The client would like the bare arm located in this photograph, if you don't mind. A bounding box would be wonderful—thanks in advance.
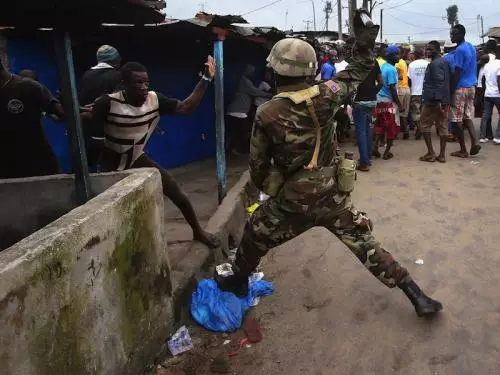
[390,84,402,108]
[174,56,215,116]
[497,75,500,93]
[451,67,462,94]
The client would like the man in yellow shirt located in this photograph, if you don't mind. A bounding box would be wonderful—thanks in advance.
[396,47,411,139]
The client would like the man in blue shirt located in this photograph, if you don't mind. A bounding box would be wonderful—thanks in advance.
[320,48,338,80]
[449,24,481,158]
[374,45,402,160]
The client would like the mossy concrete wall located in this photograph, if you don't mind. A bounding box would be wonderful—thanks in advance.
[0,169,174,375]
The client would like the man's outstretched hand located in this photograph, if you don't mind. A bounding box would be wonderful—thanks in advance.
[353,9,380,53]
[205,56,216,79]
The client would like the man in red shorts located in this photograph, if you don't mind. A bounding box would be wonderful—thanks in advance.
[373,45,401,160]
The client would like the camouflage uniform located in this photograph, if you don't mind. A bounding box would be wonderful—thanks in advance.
[234,25,409,289]
[225,10,442,318]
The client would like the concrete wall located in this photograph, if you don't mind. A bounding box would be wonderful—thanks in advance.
[0,169,174,375]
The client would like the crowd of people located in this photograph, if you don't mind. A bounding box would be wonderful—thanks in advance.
[306,24,500,171]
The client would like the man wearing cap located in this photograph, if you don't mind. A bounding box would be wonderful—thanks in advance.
[79,45,122,170]
[216,10,443,318]
[373,45,402,160]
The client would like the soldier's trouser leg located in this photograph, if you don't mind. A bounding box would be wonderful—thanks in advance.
[234,198,314,276]
[320,204,442,316]
[321,206,409,288]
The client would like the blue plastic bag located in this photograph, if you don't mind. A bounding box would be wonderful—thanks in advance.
[191,277,273,332]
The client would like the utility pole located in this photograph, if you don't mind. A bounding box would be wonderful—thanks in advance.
[380,8,383,42]
[324,1,333,31]
[285,9,289,30]
[310,0,317,32]
[304,20,313,31]
[408,36,411,44]
[338,0,343,41]
[478,14,485,43]
[348,0,357,35]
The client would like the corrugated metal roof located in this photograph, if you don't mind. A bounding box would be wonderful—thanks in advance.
[1,0,166,28]
[483,27,500,39]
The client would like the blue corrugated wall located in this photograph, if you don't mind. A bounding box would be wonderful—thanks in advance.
[6,30,267,172]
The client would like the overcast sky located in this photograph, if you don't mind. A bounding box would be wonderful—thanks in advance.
[166,0,499,44]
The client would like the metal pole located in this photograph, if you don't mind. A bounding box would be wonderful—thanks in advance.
[54,31,91,204]
[380,8,383,42]
[338,0,343,41]
[481,16,485,43]
[213,33,227,203]
[311,0,317,32]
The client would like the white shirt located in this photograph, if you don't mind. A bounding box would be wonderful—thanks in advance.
[478,53,496,88]
[483,59,500,98]
[408,59,430,96]
[254,82,271,107]
[335,60,349,74]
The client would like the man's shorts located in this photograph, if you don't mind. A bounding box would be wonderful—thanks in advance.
[420,104,448,136]
[398,87,411,117]
[375,101,400,140]
[450,87,475,123]
[410,95,423,121]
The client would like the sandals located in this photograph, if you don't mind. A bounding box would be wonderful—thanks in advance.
[436,155,446,163]
[470,144,481,156]
[419,154,436,162]
[451,151,469,158]
[382,152,394,160]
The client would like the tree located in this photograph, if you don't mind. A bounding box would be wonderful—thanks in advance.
[446,5,459,27]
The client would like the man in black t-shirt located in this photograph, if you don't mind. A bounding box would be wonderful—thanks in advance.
[79,45,122,170]
[352,62,382,171]
[0,61,64,179]
[84,60,220,249]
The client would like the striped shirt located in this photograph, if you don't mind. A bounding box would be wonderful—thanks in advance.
[93,91,178,170]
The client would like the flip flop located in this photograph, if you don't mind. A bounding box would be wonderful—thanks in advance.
[382,152,394,160]
[470,144,481,156]
[451,151,469,158]
[436,156,446,163]
[419,155,436,162]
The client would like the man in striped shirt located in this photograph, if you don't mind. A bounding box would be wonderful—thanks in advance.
[90,59,219,248]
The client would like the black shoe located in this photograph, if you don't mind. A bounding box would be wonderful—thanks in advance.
[215,273,249,297]
[399,280,443,317]
[403,132,410,140]
[372,150,381,158]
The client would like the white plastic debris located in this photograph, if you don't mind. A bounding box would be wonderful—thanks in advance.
[470,161,480,165]
[259,192,270,202]
[216,263,234,277]
[223,340,231,345]
[415,259,424,265]
[248,272,265,306]
[168,326,194,356]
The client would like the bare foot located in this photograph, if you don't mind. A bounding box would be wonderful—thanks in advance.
[194,230,220,248]
[451,150,468,158]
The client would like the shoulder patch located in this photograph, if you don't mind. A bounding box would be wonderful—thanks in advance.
[324,80,341,94]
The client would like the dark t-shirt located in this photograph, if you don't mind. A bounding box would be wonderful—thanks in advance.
[0,75,60,178]
[79,67,122,138]
[422,57,451,105]
[356,63,382,102]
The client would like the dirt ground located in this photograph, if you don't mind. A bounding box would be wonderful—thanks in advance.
[157,119,500,375]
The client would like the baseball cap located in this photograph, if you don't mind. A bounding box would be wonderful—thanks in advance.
[386,45,400,56]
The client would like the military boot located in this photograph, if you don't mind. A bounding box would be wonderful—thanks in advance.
[215,267,249,297]
[399,280,443,317]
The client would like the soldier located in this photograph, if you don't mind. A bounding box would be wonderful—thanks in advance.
[216,10,443,318]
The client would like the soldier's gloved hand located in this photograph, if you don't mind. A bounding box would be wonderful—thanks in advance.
[352,9,380,55]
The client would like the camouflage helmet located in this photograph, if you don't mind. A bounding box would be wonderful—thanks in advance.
[267,38,318,77]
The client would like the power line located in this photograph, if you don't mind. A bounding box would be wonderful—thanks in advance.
[384,0,414,10]
[387,8,477,20]
[386,13,449,30]
[241,0,282,16]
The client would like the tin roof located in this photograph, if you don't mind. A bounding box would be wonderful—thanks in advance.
[1,0,166,28]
